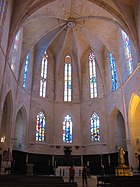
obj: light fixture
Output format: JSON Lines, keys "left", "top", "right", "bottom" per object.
{"left": 0, "top": 136, "right": 5, "bottom": 143}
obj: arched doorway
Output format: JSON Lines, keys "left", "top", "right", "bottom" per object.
{"left": 129, "top": 94, "right": 140, "bottom": 168}
{"left": 13, "top": 106, "right": 27, "bottom": 151}
{"left": 0, "top": 91, "right": 13, "bottom": 150}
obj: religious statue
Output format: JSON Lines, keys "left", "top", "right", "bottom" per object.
{"left": 118, "top": 148, "right": 125, "bottom": 165}
{"left": 115, "top": 147, "right": 130, "bottom": 176}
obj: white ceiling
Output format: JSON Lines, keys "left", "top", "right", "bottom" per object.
{"left": 21, "top": 0, "right": 121, "bottom": 62}
{"left": 11, "top": 0, "right": 136, "bottom": 83}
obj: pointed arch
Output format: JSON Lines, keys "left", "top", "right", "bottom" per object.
{"left": 129, "top": 94, "right": 140, "bottom": 121}
{"left": 63, "top": 114, "right": 73, "bottom": 143}
{"left": 0, "top": 0, "right": 7, "bottom": 39}
{"left": 11, "top": 30, "right": 21, "bottom": 72}
{"left": 109, "top": 53, "right": 118, "bottom": 91}
{"left": 0, "top": 90, "right": 13, "bottom": 147}
{"left": 40, "top": 51, "right": 48, "bottom": 98}
{"left": 121, "top": 30, "right": 133, "bottom": 76}
{"left": 13, "top": 105, "right": 27, "bottom": 150}
{"left": 90, "top": 112, "right": 100, "bottom": 142}
{"left": 89, "top": 52, "right": 97, "bottom": 98}
{"left": 0, "top": 0, "right": 7, "bottom": 22}
{"left": 64, "top": 54, "right": 72, "bottom": 102}
{"left": 23, "top": 54, "right": 30, "bottom": 88}
{"left": 128, "top": 94, "right": 140, "bottom": 167}
{"left": 110, "top": 108, "right": 126, "bottom": 151}
{"left": 36, "top": 111, "right": 46, "bottom": 142}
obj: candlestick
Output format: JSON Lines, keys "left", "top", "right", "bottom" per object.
{"left": 52, "top": 155, "right": 54, "bottom": 166}
{"left": 26, "top": 153, "right": 28, "bottom": 163}
{"left": 100, "top": 153, "right": 102, "bottom": 165}
{"left": 108, "top": 154, "right": 110, "bottom": 165}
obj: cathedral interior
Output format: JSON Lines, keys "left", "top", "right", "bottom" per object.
{"left": 0, "top": 0, "right": 140, "bottom": 177}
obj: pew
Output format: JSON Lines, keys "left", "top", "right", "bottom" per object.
{"left": 0, "top": 175, "right": 78, "bottom": 187}
{"left": 97, "top": 176, "right": 140, "bottom": 187}
{"left": 110, "top": 176, "right": 140, "bottom": 187}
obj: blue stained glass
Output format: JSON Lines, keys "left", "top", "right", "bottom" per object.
{"left": 89, "top": 52, "right": 97, "bottom": 98}
{"left": 23, "top": 54, "right": 29, "bottom": 88}
{"left": 64, "top": 55, "right": 72, "bottom": 102}
{"left": 0, "top": 0, "right": 7, "bottom": 24}
{"left": 109, "top": 53, "right": 118, "bottom": 91}
{"left": 121, "top": 30, "right": 133, "bottom": 75}
{"left": 40, "top": 51, "right": 48, "bottom": 97}
{"left": 63, "top": 115, "right": 72, "bottom": 143}
{"left": 36, "top": 111, "right": 45, "bottom": 142}
{"left": 90, "top": 112, "right": 100, "bottom": 142}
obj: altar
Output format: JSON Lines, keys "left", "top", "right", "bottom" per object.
{"left": 55, "top": 166, "right": 83, "bottom": 176}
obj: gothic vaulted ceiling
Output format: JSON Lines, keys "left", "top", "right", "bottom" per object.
{"left": 10, "top": 0, "right": 137, "bottom": 80}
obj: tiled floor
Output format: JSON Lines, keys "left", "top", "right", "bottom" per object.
{"left": 63, "top": 176, "right": 97, "bottom": 187}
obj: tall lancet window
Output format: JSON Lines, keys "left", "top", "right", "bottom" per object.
{"left": 11, "top": 30, "right": 21, "bottom": 71}
{"left": 64, "top": 55, "right": 72, "bottom": 102}
{"left": 0, "top": 0, "right": 5, "bottom": 21}
{"left": 0, "top": 0, "right": 7, "bottom": 26}
{"left": 40, "top": 51, "right": 48, "bottom": 98}
{"left": 63, "top": 114, "right": 72, "bottom": 143}
{"left": 36, "top": 111, "right": 45, "bottom": 142}
{"left": 23, "top": 54, "right": 29, "bottom": 88}
{"left": 109, "top": 53, "right": 118, "bottom": 91}
{"left": 89, "top": 52, "right": 97, "bottom": 98}
{"left": 121, "top": 30, "right": 133, "bottom": 75}
{"left": 90, "top": 112, "right": 100, "bottom": 142}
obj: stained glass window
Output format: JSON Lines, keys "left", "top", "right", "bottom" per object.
{"left": 90, "top": 112, "right": 100, "bottom": 142}
{"left": 109, "top": 53, "right": 118, "bottom": 91}
{"left": 11, "top": 30, "right": 21, "bottom": 71}
{"left": 36, "top": 111, "right": 45, "bottom": 142}
{"left": 40, "top": 51, "right": 48, "bottom": 97}
{"left": 63, "top": 114, "right": 72, "bottom": 143}
{"left": 121, "top": 30, "right": 133, "bottom": 75}
{"left": 0, "top": 1, "right": 5, "bottom": 20}
{"left": 0, "top": 0, "right": 7, "bottom": 27}
{"left": 23, "top": 54, "right": 29, "bottom": 88}
{"left": 89, "top": 52, "right": 97, "bottom": 98}
{"left": 64, "top": 55, "right": 72, "bottom": 102}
